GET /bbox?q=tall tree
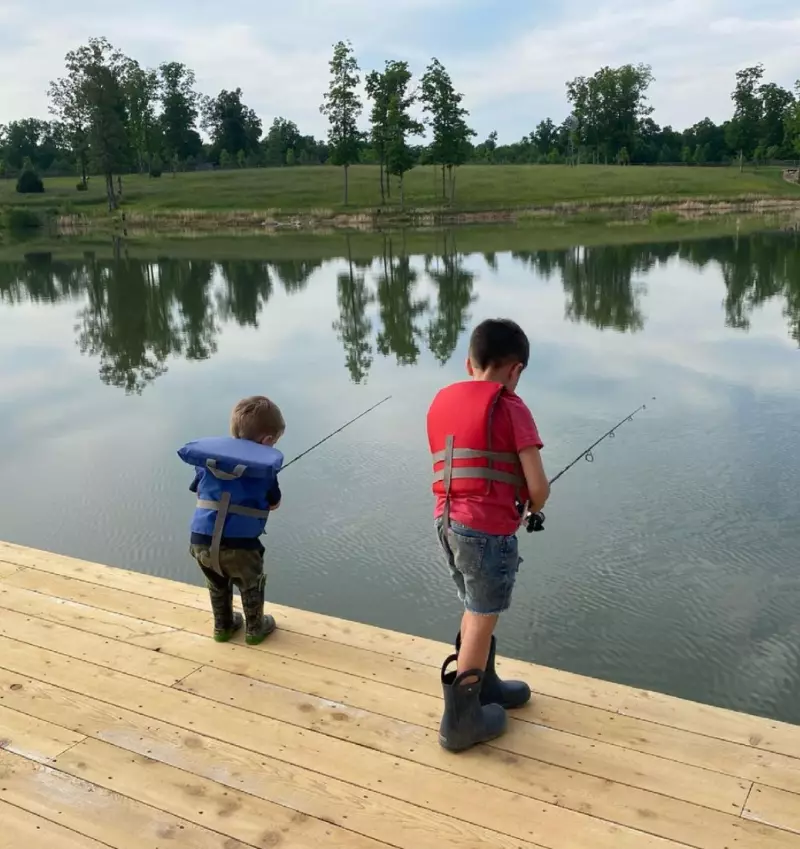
[159,62,201,172]
[758,82,795,157]
[726,65,765,167]
[201,88,262,162]
[262,117,300,166]
[321,40,363,205]
[533,118,557,157]
[787,82,800,156]
[566,64,654,164]
[379,62,423,207]
[124,61,159,173]
[420,58,475,204]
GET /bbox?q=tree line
[1,36,799,206]
[1,230,798,391]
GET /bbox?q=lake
[1,225,799,725]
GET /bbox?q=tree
[201,88,262,162]
[533,119,557,158]
[420,58,475,204]
[49,45,95,186]
[262,117,300,167]
[332,239,374,382]
[566,64,654,164]
[159,62,201,171]
[366,61,423,208]
[321,41,363,204]
[726,65,765,167]
[124,61,159,173]
[759,82,795,156]
[787,82,800,156]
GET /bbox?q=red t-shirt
[434,391,544,535]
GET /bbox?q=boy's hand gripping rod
[280,396,392,471]
[520,399,654,533]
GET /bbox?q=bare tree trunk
[399,174,404,210]
[379,159,385,204]
[344,164,349,205]
[105,173,118,211]
[441,164,446,201]
[117,174,123,198]
[739,150,744,173]
[80,154,88,187]
[450,167,457,205]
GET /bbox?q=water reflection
[0,230,798,393]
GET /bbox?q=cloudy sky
[1,0,798,142]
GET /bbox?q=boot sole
[438,730,505,753]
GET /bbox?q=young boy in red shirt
[427,318,550,752]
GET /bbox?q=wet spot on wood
[9,684,22,692]
[501,753,518,765]
[218,799,241,818]
[290,812,309,825]
[260,830,282,847]
[749,734,763,746]
[331,712,349,722]
[184,784,206,797]
[156,825,177,839]
[298,704,313,713]
[184,736,203,749]
[638,809,657,820]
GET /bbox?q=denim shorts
[435,519,522,615]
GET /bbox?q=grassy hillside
[1,164,797,219]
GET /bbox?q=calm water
[1,228,799,724]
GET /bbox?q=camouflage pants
[189,544,265,593]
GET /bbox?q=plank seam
[739,782,754,817]
[0,798,119,849]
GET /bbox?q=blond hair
[230,396,285,442]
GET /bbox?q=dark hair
[469,319,530,370]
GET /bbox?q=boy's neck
[471,367,511,389]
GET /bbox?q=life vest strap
[433,467,525,487]
[431,448,519,464]
[196,497,270,575]
[205,459,247,481]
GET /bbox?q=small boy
[181,396,285,646]
[427,319,550,752]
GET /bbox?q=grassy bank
[1,165,797,226]
[0,214,792,264]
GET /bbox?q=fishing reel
[516,501,545,533]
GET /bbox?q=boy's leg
[454,531,531,709]
[190,545,243,642]
[435,521,506,752]
[227,547,276,646]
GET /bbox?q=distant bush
[149,154,164,178]
[76,181,88,191]
[149,167,163,178]
[16,169,44,194]
[4,208,43,230]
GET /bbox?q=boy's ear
[465,357,474,376]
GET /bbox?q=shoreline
[52,194,800,235]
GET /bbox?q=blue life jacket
[177,437,283,572]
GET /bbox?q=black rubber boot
[241,581,276,646]
[207,581,243,643]
[456,633,531,709]
[439,654,507,752]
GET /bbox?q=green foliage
[219,150,233,169]
[321,41,363,203]
[420,58,475,202]
[4,207,43,229]
[202,88,262,161]
[263,117,300,167]
[76,181,88,190]
[159,62,201,166]
[285,148,296,167]
[149,153,163,178]
[566,64,654,163]
[16,169,44,194]
[124,62,160,173]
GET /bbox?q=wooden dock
[0,540,799,849]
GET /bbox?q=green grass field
[1,164,797,219]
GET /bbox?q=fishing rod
[522,399,654,532]
[281,395,392,471]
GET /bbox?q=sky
[0,0,798,143]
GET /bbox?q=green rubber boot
[241,581,276,646]
[207,581,243,643]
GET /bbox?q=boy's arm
[267,482,282,511]
[519,446,550,513]
[189,471,201,493]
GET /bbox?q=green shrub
[16,169,44,194]
[4,208,43,230]
[76,181,88,191]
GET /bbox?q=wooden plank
[0,800,110,849]
[137,628,750,814]
[178,666,800,849]
[0,704,85,763]
[744,785,800,835]
[0,562,22,580]
[0,583,175,641]
[8,568,800,801]
[2,545,630,710]
[0,749,251,849]
[617,689,800,760]
[0,609,198,687]
[0,641,681,849]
